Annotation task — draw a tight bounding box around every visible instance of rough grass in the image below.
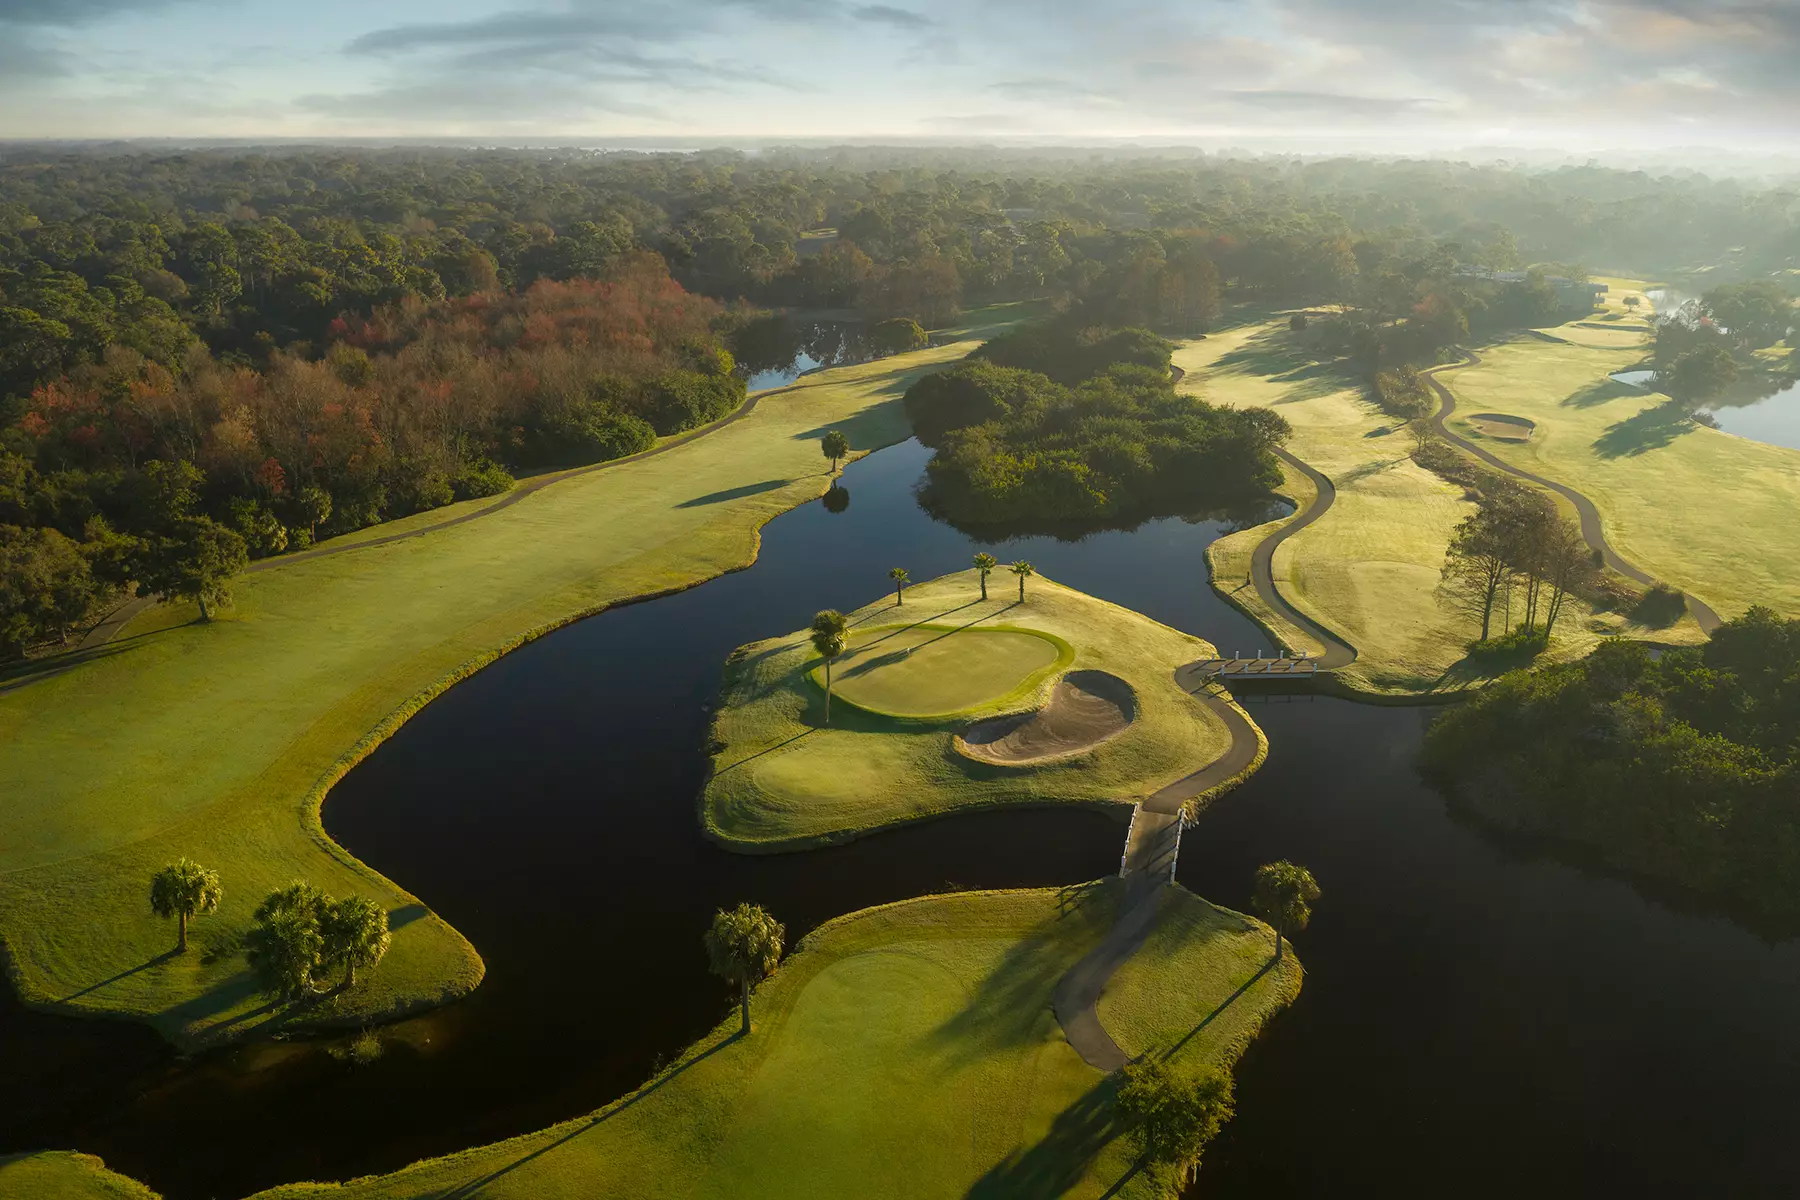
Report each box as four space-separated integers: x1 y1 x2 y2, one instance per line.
1446 299 1800 621
0 1153 159 1200
816 623 1072 719
242 885 1294 1200
0 306 1036 1047
704 570 1240 850
1181 314 1683 697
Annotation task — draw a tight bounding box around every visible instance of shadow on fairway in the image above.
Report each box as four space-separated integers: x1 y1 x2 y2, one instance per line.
676 478 792 508
59 950 179 1001
433 1036 735 1199
1595 399 1698 458
1163 956 1277 1060
966 1077 1135 1200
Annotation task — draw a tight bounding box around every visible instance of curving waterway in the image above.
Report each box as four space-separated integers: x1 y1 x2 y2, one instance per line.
6 438 1800 1198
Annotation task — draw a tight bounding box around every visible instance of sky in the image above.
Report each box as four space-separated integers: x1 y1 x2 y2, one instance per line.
2 0 1798 153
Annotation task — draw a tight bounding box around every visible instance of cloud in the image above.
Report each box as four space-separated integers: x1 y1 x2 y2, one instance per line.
853 4 931 28
0 0 184 23
989 78 1116 105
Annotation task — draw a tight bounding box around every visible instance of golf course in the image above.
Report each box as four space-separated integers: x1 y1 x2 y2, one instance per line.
703 570 1261 849
1179 298 1724 698
1436 291 1800 621
8 887 1301 1200
0 308 1033 1047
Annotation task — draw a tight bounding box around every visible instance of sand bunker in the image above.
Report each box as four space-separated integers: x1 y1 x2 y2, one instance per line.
954 670 1136 766
1468 412 1536 442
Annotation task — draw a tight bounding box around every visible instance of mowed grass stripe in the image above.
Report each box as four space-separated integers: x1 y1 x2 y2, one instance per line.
0 310 1031 1045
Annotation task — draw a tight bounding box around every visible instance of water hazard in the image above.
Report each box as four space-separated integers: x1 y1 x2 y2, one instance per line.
5 438 1800 1198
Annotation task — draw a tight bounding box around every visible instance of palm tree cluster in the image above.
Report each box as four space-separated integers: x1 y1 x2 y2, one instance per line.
246 881 392 1002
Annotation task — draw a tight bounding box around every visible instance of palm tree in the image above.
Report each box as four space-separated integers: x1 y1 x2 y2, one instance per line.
1010 560 1035 601
247 882 330 1001
821 430 850 474
973 553 998 600
149 858 222 954
1251 860 1320 961
889 566 910 605
704 903 785 1037
320 896 392 990
809 609 849 725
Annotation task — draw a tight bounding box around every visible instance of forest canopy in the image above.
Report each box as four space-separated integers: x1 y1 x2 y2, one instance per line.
1422 610 1800 931
906 322 1288 528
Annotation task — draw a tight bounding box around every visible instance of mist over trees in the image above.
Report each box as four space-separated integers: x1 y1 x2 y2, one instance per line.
1 145 1794 659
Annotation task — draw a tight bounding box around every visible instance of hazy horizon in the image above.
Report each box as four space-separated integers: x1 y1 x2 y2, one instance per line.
3 0 1798 158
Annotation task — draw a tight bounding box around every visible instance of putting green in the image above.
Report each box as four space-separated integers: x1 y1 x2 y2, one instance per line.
706 571 1250 850
813 624 1071 719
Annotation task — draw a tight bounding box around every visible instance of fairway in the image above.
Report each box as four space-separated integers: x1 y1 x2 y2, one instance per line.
1179 313 1691 697
0 307 1035 1046
1441 294 1800 621
819 624 1069 718
705 571 1250 849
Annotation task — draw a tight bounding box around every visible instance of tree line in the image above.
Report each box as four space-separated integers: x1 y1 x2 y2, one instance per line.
1422 608 1800 932
904 322 1289 530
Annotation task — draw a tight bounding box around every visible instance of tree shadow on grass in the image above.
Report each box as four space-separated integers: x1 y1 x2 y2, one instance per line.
433 1035 736 1198
1594 400 1698 458
1162 958 1276 1061
675 478 792 507
59 949 179 1001
931 888 1121 1066
1565 377 1647 409
967 1077 1138 1200
0 639 137 695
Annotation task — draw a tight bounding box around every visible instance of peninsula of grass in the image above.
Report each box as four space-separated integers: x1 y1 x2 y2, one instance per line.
1442 294 1800 621
0 305 1036 1048
0 1153 158 1200
23 886 1296 1200
1178 312 1690 698
704 570 1247 850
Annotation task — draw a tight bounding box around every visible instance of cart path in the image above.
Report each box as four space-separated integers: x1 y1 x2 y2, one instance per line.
1423 348 1722 632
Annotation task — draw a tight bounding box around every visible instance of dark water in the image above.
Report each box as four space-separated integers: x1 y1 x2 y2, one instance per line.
732 317 873 391
7 438 1800 1198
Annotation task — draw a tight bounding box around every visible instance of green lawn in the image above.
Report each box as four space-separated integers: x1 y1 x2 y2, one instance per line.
0 1153 157 1200
3 887 1300 1200
819 624 1072 718
1445 291 1800 621
1180 313 1688 697
0 307 1036 1047
704 570 1247 850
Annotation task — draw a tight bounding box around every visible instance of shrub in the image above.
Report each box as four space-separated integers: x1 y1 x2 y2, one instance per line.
1634 583 1687 628
451 460 514 501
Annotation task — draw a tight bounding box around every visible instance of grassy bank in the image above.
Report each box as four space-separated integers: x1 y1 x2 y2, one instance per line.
0 308 1031 1047
702 570 1247 849
1180 314 1682 697
0 1153 157 1200
8 887 1297 1200
1443 287 1800 621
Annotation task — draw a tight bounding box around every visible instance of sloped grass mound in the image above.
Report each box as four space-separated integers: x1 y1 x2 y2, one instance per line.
814 624 1072 720
703 571 1247 850
956 670 1136 765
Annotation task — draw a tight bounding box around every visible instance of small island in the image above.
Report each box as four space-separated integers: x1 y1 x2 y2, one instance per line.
702 569 1262 850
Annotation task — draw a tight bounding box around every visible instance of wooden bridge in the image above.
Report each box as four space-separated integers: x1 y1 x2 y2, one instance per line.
1180 650 1321 683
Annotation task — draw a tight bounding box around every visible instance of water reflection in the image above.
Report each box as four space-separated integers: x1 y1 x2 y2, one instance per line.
732 316 873 392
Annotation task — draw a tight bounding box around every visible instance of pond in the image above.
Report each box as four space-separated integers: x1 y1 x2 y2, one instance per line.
731 316 874 391
1611 368 1800 453
5 438 1800 1200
